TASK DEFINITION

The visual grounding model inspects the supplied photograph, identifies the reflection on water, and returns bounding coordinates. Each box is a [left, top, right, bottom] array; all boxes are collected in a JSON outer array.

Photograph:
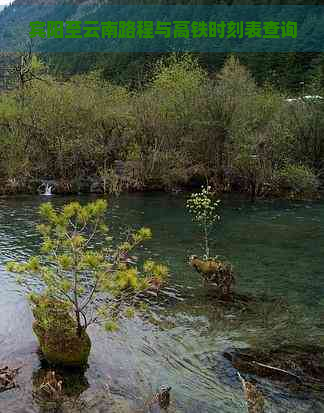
[[0, 193, 324, 412]]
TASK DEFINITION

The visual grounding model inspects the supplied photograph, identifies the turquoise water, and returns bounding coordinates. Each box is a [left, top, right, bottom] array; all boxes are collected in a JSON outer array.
[[0, 193, 323, 412]]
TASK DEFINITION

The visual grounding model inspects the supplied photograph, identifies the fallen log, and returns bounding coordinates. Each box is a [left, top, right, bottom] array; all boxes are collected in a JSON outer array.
[[224, 345, 324, 388]]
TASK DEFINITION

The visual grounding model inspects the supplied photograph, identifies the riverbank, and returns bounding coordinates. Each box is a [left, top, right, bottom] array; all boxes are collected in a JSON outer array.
[[0, 175, 321, 202], [0, 55, 322, 205]]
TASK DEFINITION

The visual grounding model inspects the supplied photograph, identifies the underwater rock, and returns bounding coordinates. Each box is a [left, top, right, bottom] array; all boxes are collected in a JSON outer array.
[[32, 366, 90, 412], [33, 370, 63, 403], [224, 344, 324, 389], [108, 399, 135, 413], [32, 296, 91, 367], [0, 366, 20, 393], [145, 385, 172, 412], [238, 372, 265, 413]]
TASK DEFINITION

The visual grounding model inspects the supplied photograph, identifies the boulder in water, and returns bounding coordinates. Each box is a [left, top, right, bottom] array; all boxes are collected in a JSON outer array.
[[32, 296, 91, 368], [189, 255, 235, 296]]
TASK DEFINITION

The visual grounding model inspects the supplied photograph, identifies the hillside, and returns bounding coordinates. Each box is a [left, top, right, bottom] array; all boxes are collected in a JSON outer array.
[[0, 0, 323, 89]]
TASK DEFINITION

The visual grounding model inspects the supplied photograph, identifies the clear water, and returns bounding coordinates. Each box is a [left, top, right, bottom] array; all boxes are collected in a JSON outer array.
[[0, 193, 324, 412]]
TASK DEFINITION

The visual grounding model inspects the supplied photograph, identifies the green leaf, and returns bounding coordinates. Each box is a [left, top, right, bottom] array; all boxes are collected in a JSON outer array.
[[104, 320, 118, 332]]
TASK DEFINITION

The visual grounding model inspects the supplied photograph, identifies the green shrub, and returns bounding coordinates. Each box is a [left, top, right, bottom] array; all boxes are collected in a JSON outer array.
[[271, 164, 318, 197], [7, 199, 169, 337]]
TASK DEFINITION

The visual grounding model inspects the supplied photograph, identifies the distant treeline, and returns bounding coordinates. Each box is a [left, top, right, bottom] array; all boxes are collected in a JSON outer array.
[[47, 51, 324, 93], [1, 0, 324, 90]]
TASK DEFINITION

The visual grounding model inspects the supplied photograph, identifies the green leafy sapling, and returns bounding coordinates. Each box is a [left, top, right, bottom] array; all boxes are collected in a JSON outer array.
[[186, 185, 220, 258], [7, 200, 169, 337]]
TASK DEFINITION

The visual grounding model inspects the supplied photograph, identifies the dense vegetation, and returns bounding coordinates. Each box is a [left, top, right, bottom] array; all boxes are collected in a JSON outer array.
[[49, 51, 324, 93], [0, 54, 322, 198]]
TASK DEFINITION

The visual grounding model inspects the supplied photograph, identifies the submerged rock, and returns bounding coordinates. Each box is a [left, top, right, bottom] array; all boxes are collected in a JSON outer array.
[[33, 369, 63, 405], [145, 385, 172, 412], [238, 372, 265, 413], [32, 366, 90, 413], [0, 366, 20, 393], [32, 296, 91, 367], [224, 344, 324, 389]]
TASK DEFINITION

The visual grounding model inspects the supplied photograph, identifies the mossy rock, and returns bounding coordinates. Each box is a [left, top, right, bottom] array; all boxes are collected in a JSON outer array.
[[31, 296, 91, 367], [189, 256, 235, 296]]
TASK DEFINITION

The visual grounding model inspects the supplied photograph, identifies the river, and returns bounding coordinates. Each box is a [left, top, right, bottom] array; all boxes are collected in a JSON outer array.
[[0, 193, 323, 412]]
